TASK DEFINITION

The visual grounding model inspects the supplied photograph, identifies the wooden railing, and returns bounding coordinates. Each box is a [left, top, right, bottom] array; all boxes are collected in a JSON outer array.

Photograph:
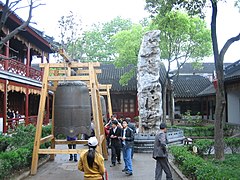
[[6, 115, 49, 132], [0, 55, 43, 81]]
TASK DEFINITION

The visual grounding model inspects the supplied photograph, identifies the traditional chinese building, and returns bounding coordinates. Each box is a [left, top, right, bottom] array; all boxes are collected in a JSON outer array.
[[0, 4, 55, 133]]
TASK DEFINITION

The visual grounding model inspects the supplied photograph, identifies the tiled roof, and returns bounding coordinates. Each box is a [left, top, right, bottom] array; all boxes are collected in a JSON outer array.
[[197, 84, 215, 96], [97, 63, 166, 92], [173, 75, 212, 98], [225, 60, 240, 81], [173, 62, 231, 74]]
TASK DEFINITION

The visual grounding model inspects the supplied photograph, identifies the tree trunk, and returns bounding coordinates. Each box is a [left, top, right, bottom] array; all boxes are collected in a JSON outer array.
[[162, 80, 168, 123], [211, 0, 225, 160], [169, 87, 174, 126]]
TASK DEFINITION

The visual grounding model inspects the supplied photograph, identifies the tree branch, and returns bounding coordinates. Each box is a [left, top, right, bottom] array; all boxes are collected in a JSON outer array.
[[0, 0, 42, 49], [220, 33, 240, 61]]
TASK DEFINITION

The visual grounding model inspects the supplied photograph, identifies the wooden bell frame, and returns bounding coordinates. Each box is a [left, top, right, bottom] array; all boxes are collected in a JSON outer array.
[[30, 62, 112, 175]]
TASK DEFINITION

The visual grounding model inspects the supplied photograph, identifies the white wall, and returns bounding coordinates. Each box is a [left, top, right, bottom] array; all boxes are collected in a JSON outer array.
[[227, 91, 240, 124]]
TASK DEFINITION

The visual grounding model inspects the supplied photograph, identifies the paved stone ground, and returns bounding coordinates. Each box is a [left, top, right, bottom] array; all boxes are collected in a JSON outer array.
[[24, 145, 181, 180]]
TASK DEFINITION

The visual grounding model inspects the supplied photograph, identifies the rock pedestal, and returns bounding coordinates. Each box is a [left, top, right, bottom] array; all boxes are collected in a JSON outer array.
[[137, 30, 162, 132]]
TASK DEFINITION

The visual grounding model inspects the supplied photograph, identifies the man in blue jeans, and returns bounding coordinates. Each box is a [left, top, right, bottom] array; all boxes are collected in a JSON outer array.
[[120, 119, 134, 176], [67, 136, 78, 162]]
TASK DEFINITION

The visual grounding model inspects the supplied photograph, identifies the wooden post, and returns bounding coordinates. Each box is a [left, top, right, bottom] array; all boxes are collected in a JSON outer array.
[[26, 43, 31, 77], [107, 85, 112, 117], [31, 64, 50, 175], [3, 80, 8, 133], [25, 87, 29, 125], [89, 63, 102, 154], [4, 29, 9, 58], [4, 29, 9, 71], [50, 93, 55, 161]]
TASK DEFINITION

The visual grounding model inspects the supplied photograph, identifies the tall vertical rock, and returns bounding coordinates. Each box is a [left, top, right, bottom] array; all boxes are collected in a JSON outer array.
[[137, 30, 162, 132]]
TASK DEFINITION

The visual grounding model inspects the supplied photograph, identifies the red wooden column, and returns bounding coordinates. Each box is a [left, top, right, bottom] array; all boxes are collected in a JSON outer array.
[[3, 80, 8, 133], [4, 29, 9, 71], [26, 43, 31, 77], [25, 86, 29, 125]]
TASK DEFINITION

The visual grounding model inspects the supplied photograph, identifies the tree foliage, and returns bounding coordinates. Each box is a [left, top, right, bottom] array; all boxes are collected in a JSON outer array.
[[145, 0, 240, 160], [154, 11, 211, 63], [145, 0, 207, 18], [151, 10, 212, 122], [112, 24, 147, 85], [80, 17, 133, 62]]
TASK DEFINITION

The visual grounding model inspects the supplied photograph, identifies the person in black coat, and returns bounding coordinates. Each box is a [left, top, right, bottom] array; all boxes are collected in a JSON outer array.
[[108, 120, 122, 167]]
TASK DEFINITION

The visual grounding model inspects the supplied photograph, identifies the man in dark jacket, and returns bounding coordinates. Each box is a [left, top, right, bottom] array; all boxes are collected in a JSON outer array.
[[120, 119, 134, 176], [152, 123, 173, 180], [125, 117, 135, 159], [108, 120, 122, 167]]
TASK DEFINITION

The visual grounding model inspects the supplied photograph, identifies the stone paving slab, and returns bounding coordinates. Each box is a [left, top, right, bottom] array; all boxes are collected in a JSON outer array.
[[24, 145, 181, 180]]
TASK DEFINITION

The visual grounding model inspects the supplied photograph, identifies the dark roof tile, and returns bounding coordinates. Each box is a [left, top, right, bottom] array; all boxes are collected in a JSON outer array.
[[225, 60, 240, 81], [173, 62, 231, 74], [173, 75, 212, 98], [197, 84, 215, 96], [98, 63, 166, 92]]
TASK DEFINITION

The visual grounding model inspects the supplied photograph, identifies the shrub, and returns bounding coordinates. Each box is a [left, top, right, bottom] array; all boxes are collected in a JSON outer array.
[[170, 145, 240, 179], [0, 135, 10, 152], [224, 137, 240, 154], [173, 126, 214, 137], [194, 139, 214, 156], [0, 124, 52, 180], [8, 124, 36, 149]]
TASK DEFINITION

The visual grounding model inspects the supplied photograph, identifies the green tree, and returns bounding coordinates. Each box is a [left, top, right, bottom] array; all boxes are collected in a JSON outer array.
[[152, 11, 212, 122], [112, 12, 211, 123], [145, 0, 240, 160], [81, 16, 133, 62], [113, 24, 147, 84]]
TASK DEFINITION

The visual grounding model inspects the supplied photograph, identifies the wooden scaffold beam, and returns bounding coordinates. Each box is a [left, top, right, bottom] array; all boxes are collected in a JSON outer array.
[[30, 61, 112, 175]]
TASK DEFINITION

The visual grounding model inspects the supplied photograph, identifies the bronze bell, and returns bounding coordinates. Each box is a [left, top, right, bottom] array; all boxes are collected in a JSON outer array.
[[54, 81, 91, 138], [100, 96, 107, 123], [89, 95, 107, 123]]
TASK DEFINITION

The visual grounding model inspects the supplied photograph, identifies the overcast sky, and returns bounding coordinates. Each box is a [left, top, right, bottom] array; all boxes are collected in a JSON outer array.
[[17, 0, 240, 63]]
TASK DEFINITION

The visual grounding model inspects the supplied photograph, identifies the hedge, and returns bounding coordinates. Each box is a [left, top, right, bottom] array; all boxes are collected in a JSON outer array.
[[170, 146, 240, 179], [0, 124, 51, 180]]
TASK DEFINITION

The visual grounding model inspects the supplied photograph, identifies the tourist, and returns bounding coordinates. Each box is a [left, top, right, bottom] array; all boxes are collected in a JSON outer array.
[[125, 117, 136, 159], [67, 135, 78, 162], [7, 108, 13, 119], [105, 114, 121, 148], [152, 123, 173, 180], [120, 119, 134, 176], [78, 136, 105, 180], [108, 120, 122, 167], [15, 111, 21, 118]]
